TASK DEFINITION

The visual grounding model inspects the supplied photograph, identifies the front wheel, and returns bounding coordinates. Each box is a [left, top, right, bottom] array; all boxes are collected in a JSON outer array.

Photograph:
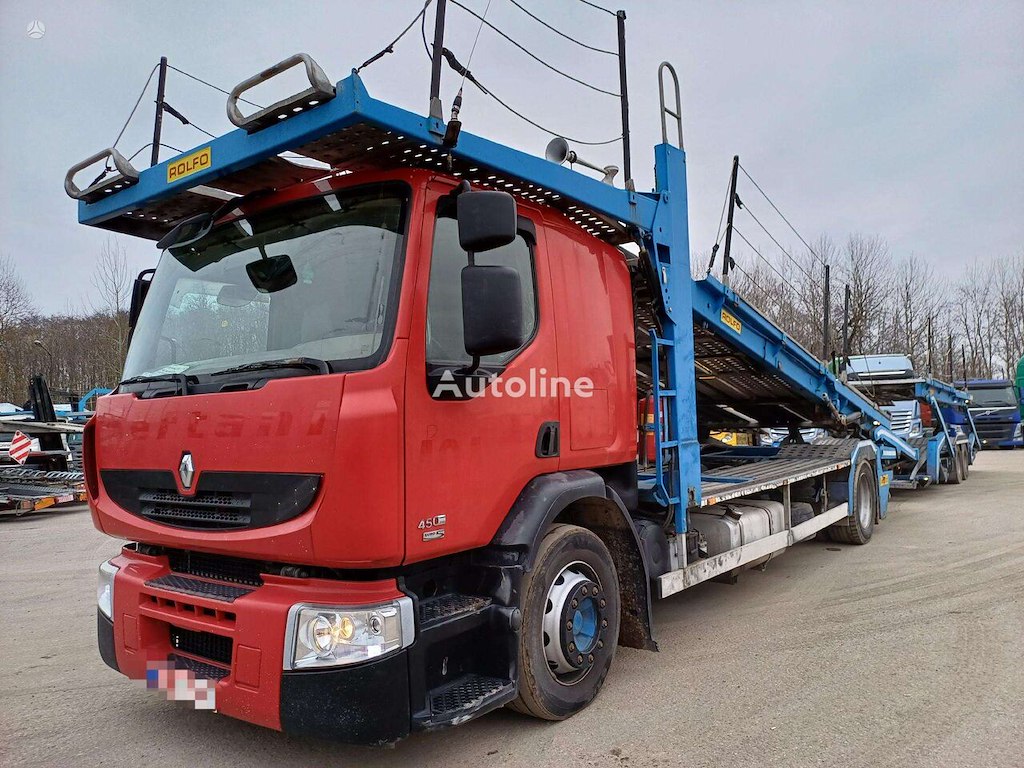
[[828, 459, 877, 545], [509, 524, 620, 720]]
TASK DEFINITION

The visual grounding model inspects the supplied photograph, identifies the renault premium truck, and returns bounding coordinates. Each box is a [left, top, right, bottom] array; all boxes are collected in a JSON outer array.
[[67, 29, 906, 744]]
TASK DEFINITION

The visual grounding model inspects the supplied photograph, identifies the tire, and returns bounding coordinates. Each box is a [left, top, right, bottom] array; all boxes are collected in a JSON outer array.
[[960, 445, 970, 479], [508, 524, 620, 720], [947, 446, 964, 485], [828, 459, 877, 545]]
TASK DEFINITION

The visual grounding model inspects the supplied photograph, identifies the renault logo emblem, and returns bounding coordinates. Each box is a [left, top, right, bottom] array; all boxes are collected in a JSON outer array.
[[179, 452, 195, 489]]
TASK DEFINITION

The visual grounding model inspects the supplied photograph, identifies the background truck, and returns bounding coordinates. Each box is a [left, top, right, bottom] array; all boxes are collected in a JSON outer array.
[[846, 354, 977, 486], [67, 13, 920, 744], [960, 379, 1023, 449]]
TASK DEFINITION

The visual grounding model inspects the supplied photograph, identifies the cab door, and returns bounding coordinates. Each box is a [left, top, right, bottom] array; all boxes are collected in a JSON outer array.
[[403, 187, 559, 563]]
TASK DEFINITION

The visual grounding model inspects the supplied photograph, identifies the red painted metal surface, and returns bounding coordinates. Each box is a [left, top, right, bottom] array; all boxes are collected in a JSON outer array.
[[89, 168, 637, 567], [109, 548, 403, 731]]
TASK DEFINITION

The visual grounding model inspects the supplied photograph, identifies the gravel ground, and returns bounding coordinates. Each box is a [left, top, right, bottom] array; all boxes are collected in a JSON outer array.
[[1, 450, 1021, 768]]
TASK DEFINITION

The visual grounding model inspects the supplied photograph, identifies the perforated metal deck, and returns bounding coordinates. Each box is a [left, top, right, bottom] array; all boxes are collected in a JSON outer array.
[[692, 323, 831, 428], [146, 573, 254, 602], [699, 439, 858, 506], [85, 122, 630, 244]]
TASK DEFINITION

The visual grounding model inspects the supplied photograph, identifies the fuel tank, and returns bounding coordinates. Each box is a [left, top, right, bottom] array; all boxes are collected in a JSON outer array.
[[689, 499, 786, 557]]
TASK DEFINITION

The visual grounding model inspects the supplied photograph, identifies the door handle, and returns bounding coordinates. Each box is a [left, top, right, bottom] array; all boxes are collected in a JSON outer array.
[[535, 421, 560, 458]]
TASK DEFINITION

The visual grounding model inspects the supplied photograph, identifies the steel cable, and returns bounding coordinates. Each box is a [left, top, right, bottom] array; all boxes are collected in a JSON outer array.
[[740, 203, 815, 283], [732, 226, 799, 294], [421, 12, 621, 145], [507, 0, 617, 55], [167, 64, 263, 109], [450, 0, 620, 97], [738, 163, 826, 267], [576, 0, 616, 16], [357, 0, 434, 73], [111, 64, 159, 149]]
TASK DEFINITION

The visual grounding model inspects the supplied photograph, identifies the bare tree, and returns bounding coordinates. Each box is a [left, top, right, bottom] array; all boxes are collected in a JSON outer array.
[[89, 237, 133, 384], [91, 237, 132, 316], [838, 234, 890, 354], [0, 254, 31, 337], [993, 252, 1024, 377], [0, 255, 34, 403]]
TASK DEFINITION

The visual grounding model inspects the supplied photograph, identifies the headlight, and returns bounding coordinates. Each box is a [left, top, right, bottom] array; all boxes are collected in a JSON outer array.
[[284, 597, 415, 670], [97, 560, 118, 619], [1014, 422, 1022, 439]]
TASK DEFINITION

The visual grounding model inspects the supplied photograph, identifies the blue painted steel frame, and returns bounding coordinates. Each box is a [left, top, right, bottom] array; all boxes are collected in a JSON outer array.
[[639, 146, 703, 526], [79, 73, 659, 233], [691, 276, 893, 430], [914, 378, 971, 410]]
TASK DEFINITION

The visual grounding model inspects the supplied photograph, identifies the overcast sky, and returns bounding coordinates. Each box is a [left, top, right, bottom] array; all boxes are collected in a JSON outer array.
[[1, 0, 1021, 314]]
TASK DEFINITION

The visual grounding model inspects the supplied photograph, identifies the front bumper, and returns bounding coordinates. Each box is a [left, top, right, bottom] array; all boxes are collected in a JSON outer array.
[[99, 548, 413, 745], [974, 421, 1023, 449]]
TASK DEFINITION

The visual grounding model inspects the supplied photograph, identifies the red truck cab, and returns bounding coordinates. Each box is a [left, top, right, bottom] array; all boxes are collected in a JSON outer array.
[[89, 166, 642, 743]]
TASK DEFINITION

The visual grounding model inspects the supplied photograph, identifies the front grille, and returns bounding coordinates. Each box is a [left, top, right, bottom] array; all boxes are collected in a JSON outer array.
[[886, 409, 913, 435], [169, 626, 233, 666], [140, 488, 252, 529], [102, 469, 321, 532], [168, 550, 265, 587], [976, 422, 1014, 442]]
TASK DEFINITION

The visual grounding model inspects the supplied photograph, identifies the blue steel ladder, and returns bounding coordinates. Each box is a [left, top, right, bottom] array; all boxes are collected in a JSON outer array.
[[641, 331, 682, 510]]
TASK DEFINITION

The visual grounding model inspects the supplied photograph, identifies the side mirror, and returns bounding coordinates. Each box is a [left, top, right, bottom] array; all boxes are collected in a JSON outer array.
[[457, 191, 517, 253], [246, 254, 297, 293], [461, 265, 525, 357], [128, 269, 156, 330]]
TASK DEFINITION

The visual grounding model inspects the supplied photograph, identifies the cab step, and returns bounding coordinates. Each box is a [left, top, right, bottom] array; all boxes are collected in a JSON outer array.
[[419, 674, 516, 729], [418, 593, 492, 629]]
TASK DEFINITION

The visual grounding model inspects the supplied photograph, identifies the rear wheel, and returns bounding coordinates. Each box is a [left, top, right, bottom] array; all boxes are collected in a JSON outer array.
[[828, 460, 877, 545], [958, 444, 970, 480], [947, 446, 964, 485], [509, 524, 620, 720]]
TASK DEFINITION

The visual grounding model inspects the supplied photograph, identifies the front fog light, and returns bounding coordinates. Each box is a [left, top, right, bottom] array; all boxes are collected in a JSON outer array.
[[97, 560, 118, 619], [285, 597, 415, 670]]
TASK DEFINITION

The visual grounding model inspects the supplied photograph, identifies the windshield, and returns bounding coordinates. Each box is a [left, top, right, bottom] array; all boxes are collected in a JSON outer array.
[[123, 184, 408, 381], [969, 386, 1018, 408]]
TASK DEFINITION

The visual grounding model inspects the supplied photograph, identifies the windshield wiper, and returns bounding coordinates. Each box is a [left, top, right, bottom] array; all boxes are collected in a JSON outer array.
[[211, 357, 331, 377], [118, 373, 191, 395]]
